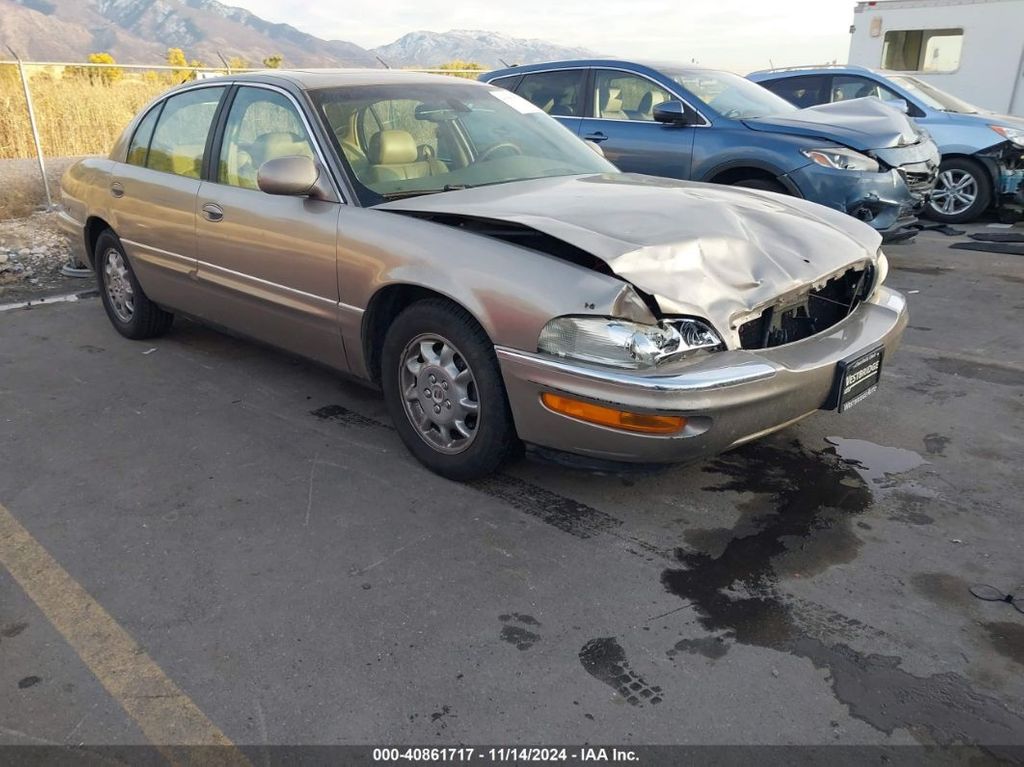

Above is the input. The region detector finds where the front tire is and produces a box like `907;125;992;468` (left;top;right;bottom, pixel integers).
96;230;174;339
381;299;519;481
925;157;991;224
730;177;789;194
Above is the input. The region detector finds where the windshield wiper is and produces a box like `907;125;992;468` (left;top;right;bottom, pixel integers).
379;184;472;201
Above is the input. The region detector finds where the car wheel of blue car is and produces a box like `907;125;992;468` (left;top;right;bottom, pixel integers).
731;178;788;195
926;158;991;224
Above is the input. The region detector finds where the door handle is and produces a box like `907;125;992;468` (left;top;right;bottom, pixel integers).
201;203;224;222
583;132;608;143
110;182;124;198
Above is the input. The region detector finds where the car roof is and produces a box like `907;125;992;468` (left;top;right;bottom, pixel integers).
748;64;887;80
170;68;491;91
482;59;730;80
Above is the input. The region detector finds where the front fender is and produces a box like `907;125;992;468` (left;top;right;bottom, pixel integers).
335;207;637;377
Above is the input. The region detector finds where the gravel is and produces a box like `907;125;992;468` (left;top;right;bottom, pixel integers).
0;211;89;302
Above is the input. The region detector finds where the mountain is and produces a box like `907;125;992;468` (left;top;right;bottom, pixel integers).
0;0;379;67
372;30;599;69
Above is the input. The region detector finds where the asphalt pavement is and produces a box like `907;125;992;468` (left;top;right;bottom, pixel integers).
0;225;1022;758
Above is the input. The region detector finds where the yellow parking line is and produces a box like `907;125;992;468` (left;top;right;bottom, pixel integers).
0;501;248;762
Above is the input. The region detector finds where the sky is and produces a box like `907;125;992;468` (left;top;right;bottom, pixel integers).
230;0;855;74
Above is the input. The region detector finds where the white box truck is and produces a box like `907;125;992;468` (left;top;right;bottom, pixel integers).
848;0;1024;116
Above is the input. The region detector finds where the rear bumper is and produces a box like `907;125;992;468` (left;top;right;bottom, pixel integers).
496;286;908;465
56;209;90;269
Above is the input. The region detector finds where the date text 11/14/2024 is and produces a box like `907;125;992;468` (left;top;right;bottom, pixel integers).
373;747;640;762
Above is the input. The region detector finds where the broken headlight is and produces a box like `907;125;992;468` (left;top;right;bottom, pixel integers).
538;317;722;370
990;125;1024;148
802;147;880;173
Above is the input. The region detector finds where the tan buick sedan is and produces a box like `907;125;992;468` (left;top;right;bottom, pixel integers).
59;70;907;480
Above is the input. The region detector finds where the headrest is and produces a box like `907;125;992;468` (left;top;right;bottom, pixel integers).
257;131;300;148
638;91;666;113
602;87;623;113
370;130;418;165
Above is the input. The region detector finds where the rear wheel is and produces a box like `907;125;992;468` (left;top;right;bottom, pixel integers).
381;299;519;481
95;230;174;339
925;157;991;224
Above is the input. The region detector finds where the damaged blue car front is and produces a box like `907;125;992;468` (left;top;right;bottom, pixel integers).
482;60;939;240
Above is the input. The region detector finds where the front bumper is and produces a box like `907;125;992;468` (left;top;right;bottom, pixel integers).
787;164;927;240
496;286;908;465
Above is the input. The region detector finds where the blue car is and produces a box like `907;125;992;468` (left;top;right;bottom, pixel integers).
750;65;1024;224
480;60;939;240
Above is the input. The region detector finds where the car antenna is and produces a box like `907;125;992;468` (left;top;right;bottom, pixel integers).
769;58;775;70
499;58;511;68
375;55;391;69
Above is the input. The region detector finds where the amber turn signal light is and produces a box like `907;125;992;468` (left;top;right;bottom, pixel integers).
541;392;686;435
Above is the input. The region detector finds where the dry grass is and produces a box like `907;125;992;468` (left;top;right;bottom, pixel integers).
0;65;173;160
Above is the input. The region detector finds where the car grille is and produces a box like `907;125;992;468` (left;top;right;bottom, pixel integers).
738;266;873;350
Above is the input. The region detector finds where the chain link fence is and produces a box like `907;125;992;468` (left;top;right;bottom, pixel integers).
0;58;484;214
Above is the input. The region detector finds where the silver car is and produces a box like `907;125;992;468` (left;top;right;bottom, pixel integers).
59;70;908;480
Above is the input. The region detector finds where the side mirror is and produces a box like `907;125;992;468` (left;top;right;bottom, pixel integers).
887;98;910;114
653;100;698;126
257;156;331;199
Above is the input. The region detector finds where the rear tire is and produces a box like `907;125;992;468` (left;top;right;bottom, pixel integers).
95;230;174;340
381;298;519;481
925;157;991;224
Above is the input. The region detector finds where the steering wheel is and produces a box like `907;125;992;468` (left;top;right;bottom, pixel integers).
479;142;523;161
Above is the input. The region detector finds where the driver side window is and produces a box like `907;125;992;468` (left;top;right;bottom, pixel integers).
218;87;315;190
831;76;903;105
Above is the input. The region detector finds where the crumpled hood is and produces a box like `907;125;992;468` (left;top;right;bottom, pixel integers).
744;97;922;151
377;173;882;336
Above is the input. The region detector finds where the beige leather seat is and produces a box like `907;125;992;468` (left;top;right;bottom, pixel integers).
365;130;447;184
226;131;314;189
599;87;628;120
634;90;667;120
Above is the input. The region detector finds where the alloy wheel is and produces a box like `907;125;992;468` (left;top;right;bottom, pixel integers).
103;249;135;322
399;334;480;455
929;169;978;217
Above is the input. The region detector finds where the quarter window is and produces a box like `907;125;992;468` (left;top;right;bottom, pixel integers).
218;87;315;189
146;87;225;178
882;28;963;73
592;70;674;121
126;104;161;167
516;70;586;116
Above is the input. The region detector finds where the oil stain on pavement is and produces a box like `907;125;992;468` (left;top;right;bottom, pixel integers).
660;439;1024;755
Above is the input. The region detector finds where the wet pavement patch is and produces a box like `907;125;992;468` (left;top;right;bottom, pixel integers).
666;636;729;661
923;433;950;456
499;614;541;651
825;437;927;485
1;621;27;638
658;439;1024;753
911;572;975;609
981;622;1024;667
579;637;662;706
17;676;41;689
925;357;1023;387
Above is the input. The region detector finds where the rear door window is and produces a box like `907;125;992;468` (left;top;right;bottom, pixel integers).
126;104;162;167
516;70;586;116
146;87;226;178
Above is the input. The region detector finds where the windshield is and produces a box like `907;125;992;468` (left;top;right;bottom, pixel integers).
311;82;615;205
888;75;980;114
665;69;797;119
